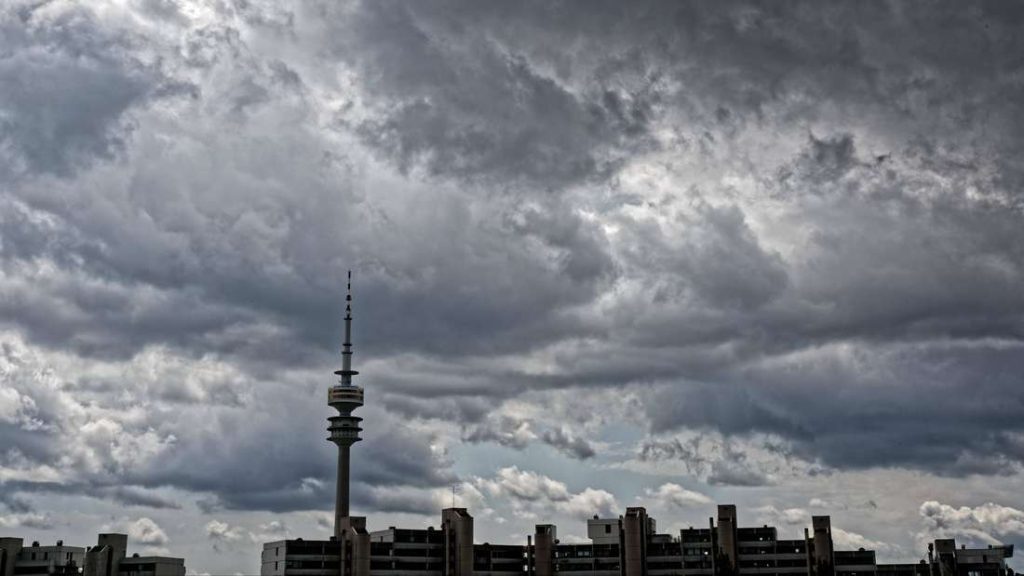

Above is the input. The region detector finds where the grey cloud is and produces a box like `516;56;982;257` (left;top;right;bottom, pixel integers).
353;485;439;517
643;382;810;439
0;493;54;530
459;411;597;460
2;482;182;510
639;342;1024;477
3;0;1024;539
540;427;596;460
354;416;457;490
463;416;534;450
0;3;162;177
638;435;773;487
102;487;183;510
381;394;494;424
340;1;661;189
0;334;452;514
139;405;453;512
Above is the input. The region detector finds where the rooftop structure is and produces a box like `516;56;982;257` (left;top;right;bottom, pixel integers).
0;539;83;576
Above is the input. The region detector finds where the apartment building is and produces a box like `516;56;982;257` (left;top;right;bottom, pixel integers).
0;535;184;576
0;539;84;576
260;503;1016;576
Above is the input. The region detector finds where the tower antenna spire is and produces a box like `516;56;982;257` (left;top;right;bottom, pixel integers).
337;270;357;386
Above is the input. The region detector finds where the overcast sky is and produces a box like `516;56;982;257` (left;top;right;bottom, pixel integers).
2;0;1024;573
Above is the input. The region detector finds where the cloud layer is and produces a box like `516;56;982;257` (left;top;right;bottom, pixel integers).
1;0;1023;573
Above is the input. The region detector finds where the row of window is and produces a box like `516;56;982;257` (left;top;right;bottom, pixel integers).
740;548;805;555
473;562;524;571
284;543;338;555
367;561;449;570
283;560;340;569
371;547;445;558
391;531;445;545
555;562;622;572
19;553;77;562
477;550;527;560
736;559;809;568
12;563;80;574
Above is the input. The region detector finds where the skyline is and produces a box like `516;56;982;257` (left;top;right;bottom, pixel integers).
2;1;1024;574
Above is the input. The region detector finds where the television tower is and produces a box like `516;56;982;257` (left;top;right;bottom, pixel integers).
328;271;364;537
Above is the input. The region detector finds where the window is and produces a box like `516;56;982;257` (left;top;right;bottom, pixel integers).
605;525;611;534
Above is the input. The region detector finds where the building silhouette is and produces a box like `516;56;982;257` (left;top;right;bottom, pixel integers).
0;534;184;576
260;279;1015;576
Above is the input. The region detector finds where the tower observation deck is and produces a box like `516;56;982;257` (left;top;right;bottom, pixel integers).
328;271;363;537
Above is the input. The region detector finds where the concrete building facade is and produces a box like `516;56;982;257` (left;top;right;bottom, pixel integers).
262;503;1015;576
0;539;84;576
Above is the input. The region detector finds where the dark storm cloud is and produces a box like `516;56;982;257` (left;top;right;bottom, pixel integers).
125;401;452;512
0;482;181;510
335;1;661;189
626;131;1024;477
316;1;1024;191
0;3;168;177
3;0;1024;520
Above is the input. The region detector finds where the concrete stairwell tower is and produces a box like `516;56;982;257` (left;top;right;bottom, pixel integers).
328;271;364;537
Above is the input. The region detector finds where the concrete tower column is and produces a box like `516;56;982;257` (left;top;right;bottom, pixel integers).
811;516;835;576
442;508;474;576
716;505;738;576
0;538;24;576
337;446;350;520
534;525;556;576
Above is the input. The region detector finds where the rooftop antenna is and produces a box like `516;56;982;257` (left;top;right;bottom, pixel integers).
450;484;461;508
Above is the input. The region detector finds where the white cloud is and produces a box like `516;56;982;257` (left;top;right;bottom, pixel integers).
0;511;54;530
0;386;34;424
753;505;810;527
643;483;712;508
127;517;169;546
474;467;618;521
560;488;619;521
917;501;1024;548
477;466;571;502
832;527;898;554
206;520;245;543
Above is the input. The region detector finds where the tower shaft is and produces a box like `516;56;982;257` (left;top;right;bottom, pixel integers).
335;445;350;534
